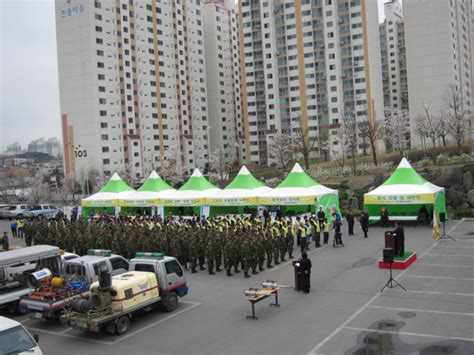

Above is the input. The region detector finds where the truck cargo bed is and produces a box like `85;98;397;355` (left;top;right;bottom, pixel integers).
60;296;161;332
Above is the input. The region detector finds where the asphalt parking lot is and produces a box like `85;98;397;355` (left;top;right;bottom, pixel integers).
1;219;473;354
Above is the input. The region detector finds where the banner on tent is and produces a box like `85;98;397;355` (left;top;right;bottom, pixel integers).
82;199;118;207
258;196;314;206
163;198;205;207
364;193;434;205
206;197;257;206
120;198;160;207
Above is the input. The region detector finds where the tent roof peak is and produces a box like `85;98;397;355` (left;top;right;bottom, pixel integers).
191;168;203;178
148;170;161;179
110;172;121;181
238;165;251;175
291;163;304;173
397;157;412;169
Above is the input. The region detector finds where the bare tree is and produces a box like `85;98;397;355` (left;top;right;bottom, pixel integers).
443;84;472;148
294;123;318;170
267;132;294;169
161;147;186;187
28;182;48;205
333;113;357;174
384;108;410;154
320;140;330;162
209;147;233;185
420;100;442;149
413;115;428;150
358;118;384;167
59;174;81;204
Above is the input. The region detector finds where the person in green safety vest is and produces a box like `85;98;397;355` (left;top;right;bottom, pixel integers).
323;218;330;245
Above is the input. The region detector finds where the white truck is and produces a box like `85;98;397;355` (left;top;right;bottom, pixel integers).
0;316;43;355
0;245;62;314
61;252;188;334
20;249;129;320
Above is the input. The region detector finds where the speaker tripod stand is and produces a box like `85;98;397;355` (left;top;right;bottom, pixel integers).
380;262;406;293
438;220;456;241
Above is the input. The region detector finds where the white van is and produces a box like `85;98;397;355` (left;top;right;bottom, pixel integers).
0;316;42;354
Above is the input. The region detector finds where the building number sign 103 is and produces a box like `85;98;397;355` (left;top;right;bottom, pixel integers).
74;145;87;159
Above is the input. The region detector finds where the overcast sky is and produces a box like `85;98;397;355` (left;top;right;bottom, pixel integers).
0;0;388;153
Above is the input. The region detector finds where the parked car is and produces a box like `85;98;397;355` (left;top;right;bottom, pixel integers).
0;205;11;219
2;204;32;219
23;204;59;220
0;316;42;354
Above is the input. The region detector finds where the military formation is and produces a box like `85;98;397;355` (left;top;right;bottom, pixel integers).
20;212;337;278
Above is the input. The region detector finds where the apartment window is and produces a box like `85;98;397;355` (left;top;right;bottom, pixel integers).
100;122;107;128
100;110;107;116
97;62;104;68
103;159;110;165
102;147;109;152
101;134;109;140
96;38;103;44
99;98;106;104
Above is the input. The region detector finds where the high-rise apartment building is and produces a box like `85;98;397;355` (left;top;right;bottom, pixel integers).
405;0;473;148
202;0;244;165
238;0;384;166
56;0;210;180
379;0;408;112
27;137;62;157
4;142;22;156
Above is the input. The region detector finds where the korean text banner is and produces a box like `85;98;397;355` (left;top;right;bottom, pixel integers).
364;193;434;205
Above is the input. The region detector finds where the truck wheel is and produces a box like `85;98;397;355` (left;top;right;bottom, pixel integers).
105;322;116;335
8;301;28;315
115;316;131;335
163;293;178;312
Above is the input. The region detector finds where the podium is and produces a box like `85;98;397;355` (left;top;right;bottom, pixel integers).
384;231;394;248
292;261;303;291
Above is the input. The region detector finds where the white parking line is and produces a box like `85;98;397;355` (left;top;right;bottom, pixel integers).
415;263;474;268
367;305;474;317
306;218;466;355
435;245;474;249
342;326;474;343
402;275;474;281
425;253;474;257
27;326;112;345
27;301;200;346
108;301;200;345
387;289;474;297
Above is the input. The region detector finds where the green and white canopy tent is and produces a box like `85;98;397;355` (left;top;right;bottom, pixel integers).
162;168;221;206
206;166;272;206
258;163;339;212
82;173;134;207
364;158;447;219
120;171;176;207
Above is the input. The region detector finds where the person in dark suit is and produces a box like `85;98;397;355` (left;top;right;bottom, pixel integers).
391;221;405;257
360;211;369;238
346;210;355;236
317;206;325;230
298;252;312;293
380;206;389;228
